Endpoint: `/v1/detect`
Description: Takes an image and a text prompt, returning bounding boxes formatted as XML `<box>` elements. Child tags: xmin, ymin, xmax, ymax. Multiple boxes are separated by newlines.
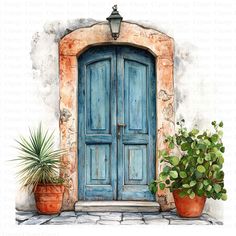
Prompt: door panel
<box><xmin>78</xmin><ymin>45</ymin><xmax>156</xmax><ymax>201</ymax></box>
<box><xmin>124</xmin><ymin>145</ymin><xmax>147</xmax><ymax>185</ymax></box>
<box><xmin>86</xmin><ymin>60</ymin><xmax>110</xmax><ymax>134</ymax></box>
<box><xmin>86</xmin><ymin>144</ymin><xmax>110</xmax><ymax>185</ymax></box>
<box><xmin>78</xmin><ymin>47</ymin><xmax>117</xmax><ymax>200</ymax></box>
<box><xmin>117</xmin><ymin>46</ymin><xmax>156</xmax><ymax>200</ymax></box>
<box><xmin>124</xmin><ymin>60</ymin><xmax>147</xmax><ymax>133</ymax></box>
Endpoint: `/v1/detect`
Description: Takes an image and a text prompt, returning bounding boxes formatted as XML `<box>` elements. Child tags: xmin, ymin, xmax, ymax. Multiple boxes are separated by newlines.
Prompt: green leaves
<box><xmin>191</xmin><ymin>128</ymin><xmax>199</xmax><ymax>136</ymax></box>
<box><xmin>168</xmin><ymin>141</ymin><xmax>175</xmax><ymax>149</ymax></box>
<box><xmin>179</xmin><ymin>171</ymin><xmax>187</xmax><ymax>178</ymax></box>
<box><xmin>211</xmin><ymin>121</ymin><xmax>217</xmax><ymax>126</ymax></box>
<box><xmin>169</xmin><ymin>156</ymin><xmax>179</xmax><ymax>166</ymax></box>
<box><xmin>204</xmin><ymin>154</ymin><xmax>211</xmax><ymax>161</ymax></box>
<box><xmin>197</xmin><ymin>157</ymin><xmax>204</xmax><ymax>164</ymax></box>
<box><xmin>159</xmin><ymin>172</ymin><xmax>168</xmax><ymax>181</ymax></box>
<box><xmin>13</xmin><ymin>123</ymin><xmax>67</xmax><ymax>191</ymax></box>
<box><xmin>197</xmin><ymin>182</ymin><xmax>203</xmax><ymax>190</ymax></box>
<box><xmin>203</xmin><ymin>139</ymin><xmax>211</xmax><ymax>146</ymax></box>
<box><xmin>213</xmin><ymin>184</ymin><xmax>221</xmax><ymax>193</ymax></box>
<box><xmin>159</xmin><ymin>183</ymin><xmax>165</xmax><ymax>190</ymax></box>
<box><xmin>170</xmin><ymin>170</ymin><xmax>178</xmax><ymax>179</ymax></box>
<box><xmin>159</xmin><ymin>150</ymin><xmax>168</xmax><ymax>158</ymax></box>
<box><xmin>190</xmin><ymin>180</ymin><xmax>197</xmax><ymax>187</ymax></box>
<box><xmin>163</xmin><ymin>166</ymin><xmax>171</xmax><ymax>173</ymax></box>
<box><xmin>212</xmin><ymin>164</ymin><xmax>220</xmax><ymax>171</ymax></box>
<box><xmin>221</xmin><ymin>193</ymin><xmax>227</xmax><ymax>200</ymax></box>
<box><xmin>189</xmin><ymin>192</ymin><xmax>196</xmax><ymax>199</ymax></box>
<box><xmin>211</xmin><ymin>134</ymin><xmax>219</xmax><ymax>143</ymax></box>
<box><xmin>179</xmin><ymin>191</ymin><xmax>187</xmax><ymax>198</ymax></box>
<box><xmin>197</xmin><ymin>165</ymin><xmax>206</xmax><ymax>173</ymax></box>
<box><xmin>207</xmin><ymin>185</ymin><xmax>212</xmax><ymax>191</ymax></box>
<box><xmin>149</xmin><ymin>180</ymin><xmax>157</xmax><ymax>194</ymax></box>
<box><xmin>182</xmin><ymin>184</ymin><xmax>190</xmax><ymax>188</ymax></box>
<box><xmin>220</xmin><ymin>146</ymin><xmax>225</xmax><ymax>153</ymax></box>
<box><xmin>181</xmin><ymin>143</ymin><xmax>189</xmax><ymax>151</ymax></box>
<box><xmin>149</xmin><ymin>120</ymin><xmax>226</xmax><ymax>201</ymax></box>
<box><xmin>218</xmin><ymin>156</ymin><xmax>224</xmax><ymax>165</ymax></box>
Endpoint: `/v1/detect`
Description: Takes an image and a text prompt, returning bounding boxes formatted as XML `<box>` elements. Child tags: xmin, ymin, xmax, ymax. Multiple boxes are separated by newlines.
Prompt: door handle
<box><xmin>117</xmin><ymin>123</ymin><xmax>126</xmax><ymax>127</ymax></box>
<box><xmin>117</xmin><ymin>123</ymin><xmax>126</xmax><ymax>138</ymax></box>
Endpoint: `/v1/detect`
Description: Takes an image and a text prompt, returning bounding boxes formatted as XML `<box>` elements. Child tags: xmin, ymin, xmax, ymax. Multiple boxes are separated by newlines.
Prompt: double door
<box><xmin>78</xmin><ymin>45</ymin><xmax>156</xmax><ymax>201</ymax></box>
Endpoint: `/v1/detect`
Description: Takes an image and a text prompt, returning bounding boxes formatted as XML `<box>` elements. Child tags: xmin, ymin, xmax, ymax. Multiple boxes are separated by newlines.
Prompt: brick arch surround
<box><xmin>59</xmin><ymin>21</ymin><xmax>175</xmax><ymax>211</ymax></box>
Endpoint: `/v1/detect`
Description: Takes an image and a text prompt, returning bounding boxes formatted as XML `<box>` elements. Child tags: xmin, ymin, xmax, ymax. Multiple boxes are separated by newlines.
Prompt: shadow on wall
<box><xmin>30</xmin><ymin>18</ymin><xmax>98</xmax><ymax>120</ymax></box>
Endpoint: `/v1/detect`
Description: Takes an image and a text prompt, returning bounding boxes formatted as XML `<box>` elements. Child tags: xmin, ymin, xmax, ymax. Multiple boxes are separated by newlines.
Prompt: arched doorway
<box><xmin>59</xmin><ymin>22</ymin><xmax>174</xmax><ymax>210</ymax></box>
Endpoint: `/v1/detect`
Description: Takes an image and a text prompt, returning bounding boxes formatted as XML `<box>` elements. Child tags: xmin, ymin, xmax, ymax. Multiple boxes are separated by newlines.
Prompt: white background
<box><xmin>0</xmin><ymin>0</ymin><xmax>236</xmax><ymax>235</ymax></box>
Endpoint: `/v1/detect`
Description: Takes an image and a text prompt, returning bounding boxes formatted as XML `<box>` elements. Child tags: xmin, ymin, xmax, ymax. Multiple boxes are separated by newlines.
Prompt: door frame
<box><xmin>59</xmin><ymin>21</ymin><xmax>175</xmax><ymax>211</ymax></box>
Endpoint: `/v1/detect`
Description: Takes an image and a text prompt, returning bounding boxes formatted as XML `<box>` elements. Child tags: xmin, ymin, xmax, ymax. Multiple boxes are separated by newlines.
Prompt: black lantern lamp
<box><xmin>106</xmin><ymin>5</ymin><xmax>123</xmax><ymax>40</ymax></box>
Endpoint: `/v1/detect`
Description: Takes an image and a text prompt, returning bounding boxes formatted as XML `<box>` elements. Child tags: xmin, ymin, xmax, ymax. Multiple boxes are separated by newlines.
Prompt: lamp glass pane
<box><xmin>110</xmin><ymin>19</ymin><xmax>121</xmax><ymax>34</ymax></box>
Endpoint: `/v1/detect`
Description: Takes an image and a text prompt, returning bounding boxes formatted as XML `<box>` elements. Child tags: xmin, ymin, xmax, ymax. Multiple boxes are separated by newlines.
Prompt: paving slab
<box><xmin>162</xmin><ymin>213</ymin><xmax>183</xmax><ymax>220</ymax></box>
<box><xmin>20</xmin><ymin>215</ymin><xmax>53</xmax><ymax>225</ymax></box>
<box><xmin>121</xmin><ymin>219</ymin><xmax>145</xmax><ymax>225</ymax></box>
<box><xmin>100</xmin><ymin>213</ymin><xmax>122</xmax><ymax>221</ymax></box>
<box><xmin>48</xmin><ymin>216</ymin><xmax>76</xmax><ymax>224</ymax></box>
<box><xmin>76</xmin><ymin>212</ymin><xmax>88</xmax><ymax>216</ymax></box>
<box><xmin>97</xmin><ymin>220</ymin><xmax>121</xmax><ymax>225</ymax></box>
<box><xmin>170</xmin><ymin>219</ymin><xmax>212</xmax><ymax>225</ymax></box>
<box><xmin>88</xmin><ymin>212</ymin><xmax>111</xmax><ymax>216</ymax></box>
<box><xmin>145</xmin><ymin>219</ymin><xmax>169</xmax><ymax>225</ymax></box>
<box><xmin>123</xmin><ymin>212</ymin><xmax>143</xmax><ymax>220</ymax></box>
<box><xmin>60</xmin><ymin>211</ymin><xmax>76</xmax><ymax>217</ymax></box>
<box><xmin>143</xmin><ymin>214</ymin><xmax>163</xmax><ymax>221</ymax></box>
<box><xmin>16</xmin><ymin>210</ymin><xmax>37</xmax><ymax>215</ymax></box>
<box><xmin>77</xmin><ymin>214</ymin><xmax>100</xmax><ymax>224</ymax></box>
<box><xmin>16</xmin><ymin>212</ymin><xmax>36</xmax><ymax>221</ymax></box>
<box><xmin>76</xmin><ymin>221</ymin><xmax>97</xmax><ymax>225</ymax></box>
<box><xmin>200</xmin><ymin>213</ymin><xmax>222</xmax><ymax>225</ymax></box>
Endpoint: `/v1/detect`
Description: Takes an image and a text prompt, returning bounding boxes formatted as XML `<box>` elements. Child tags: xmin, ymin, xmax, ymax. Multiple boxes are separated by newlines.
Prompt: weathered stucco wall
<box><xmin>15</xmin><ymin>17</ymin><xmax>226</xmax><ymax>220</ymax></box>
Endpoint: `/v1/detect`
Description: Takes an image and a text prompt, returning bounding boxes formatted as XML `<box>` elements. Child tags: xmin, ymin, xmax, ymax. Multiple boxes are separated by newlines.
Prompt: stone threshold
<box><xmin>75</xmin><ymin>201</ymin><xmax>160</xmax><ymax>212</ymax></box>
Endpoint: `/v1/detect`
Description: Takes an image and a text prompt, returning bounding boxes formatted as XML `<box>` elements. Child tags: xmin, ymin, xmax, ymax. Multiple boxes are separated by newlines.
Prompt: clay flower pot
<box><xmin>173</xmin><ymin>189</ymin><xmax>206</xmax><ymax>218</ymax></box>
<box><xmin>34</xmin><ymin>184</ymin><xmax>65</xmax><ymax>214</ymax></box>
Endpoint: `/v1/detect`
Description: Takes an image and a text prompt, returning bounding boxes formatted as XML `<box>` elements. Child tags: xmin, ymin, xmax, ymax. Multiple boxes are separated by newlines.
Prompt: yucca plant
<box><xmin>14</xmin><ymin>123</ymin><xmax>66</xmax><ymax>191</ymax></box>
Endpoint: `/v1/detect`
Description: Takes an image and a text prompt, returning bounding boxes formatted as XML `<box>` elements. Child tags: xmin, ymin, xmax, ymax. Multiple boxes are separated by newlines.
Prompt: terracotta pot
<box><xmin>34</xmin><ymin>184</ymin><xmax>65</xmax><ymax>214</ymax></box>
<box><xmin>173</xmin><ymin>189</ymin><xmax>206</xmax><ymax>218</ymax></box>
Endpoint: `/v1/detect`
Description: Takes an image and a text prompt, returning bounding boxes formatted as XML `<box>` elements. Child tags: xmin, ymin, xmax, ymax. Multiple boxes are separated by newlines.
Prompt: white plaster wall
<box><xmin>1</xmin><ymin>0</ymin><xmax>236</xmax><ymax>227</ymax></box>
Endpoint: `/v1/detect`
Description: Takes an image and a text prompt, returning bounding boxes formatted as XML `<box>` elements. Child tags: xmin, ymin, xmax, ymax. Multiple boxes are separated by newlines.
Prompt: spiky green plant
<box><xmin>13</xmin><ymin>123</ymin><xmax>66</xmax><ymax>191</ymax></box>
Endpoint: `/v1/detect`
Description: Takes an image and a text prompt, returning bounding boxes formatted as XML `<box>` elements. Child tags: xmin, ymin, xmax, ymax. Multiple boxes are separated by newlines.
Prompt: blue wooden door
<box><xmin>78</xmin><ymin>45</ymin><xmax>156</xmax><ymax>201</ymax></box>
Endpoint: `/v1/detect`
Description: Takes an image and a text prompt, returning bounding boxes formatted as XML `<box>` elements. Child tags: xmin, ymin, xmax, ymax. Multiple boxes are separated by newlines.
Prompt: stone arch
<box><xmin>59</xmin><ymin>21</ymin><xmax>175</xmax><ymax>210</ymax></box>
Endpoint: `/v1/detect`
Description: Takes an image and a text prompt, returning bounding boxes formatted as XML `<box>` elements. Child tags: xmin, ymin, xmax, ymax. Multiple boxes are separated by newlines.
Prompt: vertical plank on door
<box><xmin>78</xmin><ymin>46</ymin><xmax>117</xmax><ymax>200</ymax></box>
<box><xmin>117</xmin><ymin>46</ymin><xmax>156</xmax><ymax>201</ymax></box>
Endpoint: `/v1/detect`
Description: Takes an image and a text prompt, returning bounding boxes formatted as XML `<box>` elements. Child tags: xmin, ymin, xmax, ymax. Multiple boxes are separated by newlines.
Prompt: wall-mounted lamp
<box><xmin>106</xmin><ymin>5</ymin><xmax>123</xmax><ymax>40</ymax></box>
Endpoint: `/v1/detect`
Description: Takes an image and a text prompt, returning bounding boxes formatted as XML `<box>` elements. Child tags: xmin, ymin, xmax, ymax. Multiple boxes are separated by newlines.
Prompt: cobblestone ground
<box><xmin>15</xmin><ymin>209</ymin><xmax>223</xmax><ymax>225</ymax></box>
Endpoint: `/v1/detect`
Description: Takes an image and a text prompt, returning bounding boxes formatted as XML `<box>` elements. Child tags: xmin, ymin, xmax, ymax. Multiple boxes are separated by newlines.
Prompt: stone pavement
<box><xmin>15</xmin><ymin>209</ymin><xmax>223</xmax><ymax>225</ymax></box>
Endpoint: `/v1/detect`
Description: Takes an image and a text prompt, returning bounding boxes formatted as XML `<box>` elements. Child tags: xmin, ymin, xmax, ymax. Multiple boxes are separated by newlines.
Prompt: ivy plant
<box><xmin>149</xmin><ymin>120</ymin><xmax>227</xmax><ymax>201</ymax></box>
